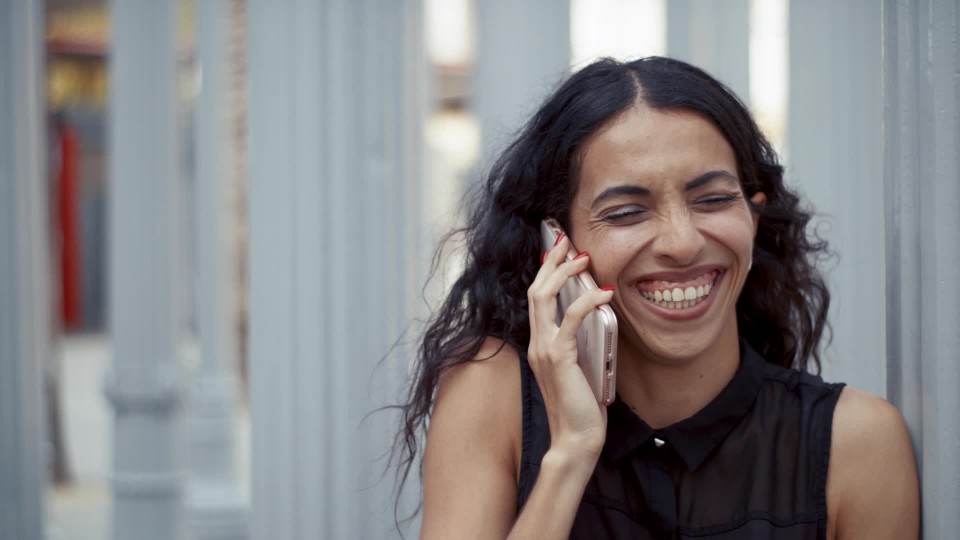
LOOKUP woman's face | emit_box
[569,104,765,365]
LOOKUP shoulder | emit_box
[435,337,523,401]
[421,338,524,538]
[432,338,524,451]
[829,387,916,477]
[826,387,920,539]
[430,337,523,464]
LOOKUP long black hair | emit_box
[393,56,830,517]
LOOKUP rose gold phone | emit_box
[540,218,618,406]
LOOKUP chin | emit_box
[614,305,737,367]
[637,332,719,365]
[611,270,744,366]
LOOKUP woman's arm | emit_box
[827,387,920,540]
[419,338,604,540]
[421,239,614,539]
[420,339,522,540]
[506,445,599,539]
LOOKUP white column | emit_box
[666,0,750,105]
[0,0,49,538]
[247,1,426,538]
[105,1,184,539]
[787,0,885,396]
[473,0,570,170]
[883,0,960,536]
[187,0,249,538]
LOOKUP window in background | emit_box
[570,0,786,155]
[423,0,478,302]
[571,0,666,68]
[426,0,474,67]
[749,0,788,155]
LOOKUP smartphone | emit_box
[540,218,618,406]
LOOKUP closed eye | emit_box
[601,205,649,223]
[694,193,739,208]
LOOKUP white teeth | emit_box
[671,288,684,302]
[640,275,720,310]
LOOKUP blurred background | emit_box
[2,0,957,539]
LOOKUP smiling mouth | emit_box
[636,270,721,310]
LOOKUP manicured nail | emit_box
[573,251,588,260]
[540,250,548,265]
[600,286,615,292]
[553,231,565,247]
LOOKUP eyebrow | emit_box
[685,170,739,190]
[590,170,739,210]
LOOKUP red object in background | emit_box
[57,122,82,329]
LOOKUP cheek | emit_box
[695,211,757,253]
[581,229,646,285]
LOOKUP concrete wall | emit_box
[247,1,427,537]
[0,0,49,538]
[882,0,960,535]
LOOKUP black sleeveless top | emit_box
[517,344,845,539]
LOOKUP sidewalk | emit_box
[47,333,112,540]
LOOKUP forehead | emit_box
[576,104,737,197]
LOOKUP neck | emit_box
[614,326,741,429]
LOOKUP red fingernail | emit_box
[553,231,565,247]
[573,251,588,260]
[540,250,548,265]
[600,286,615,292]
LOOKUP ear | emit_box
[749,192,767,235]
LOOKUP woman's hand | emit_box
[527,235,616,463]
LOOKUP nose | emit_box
[652,208,706,265]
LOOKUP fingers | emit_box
[527,237,590,337]
[538,254,590,302]
[528,237,615,377]
[524,235,611,456]
[530,235,577,290]
[556,287,615,343]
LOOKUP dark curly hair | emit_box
[392,56,830,521]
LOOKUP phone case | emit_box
[540,218,618,405]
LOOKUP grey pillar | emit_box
[187,0,249,538]
[473,0,570,171]
[667,0,750,105]
[0,0,49,538]
[883,0,960,536]
[787,0,885,396]
[105,1,184,538]
[247,1,426,538]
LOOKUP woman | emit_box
[397,57,918,539]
